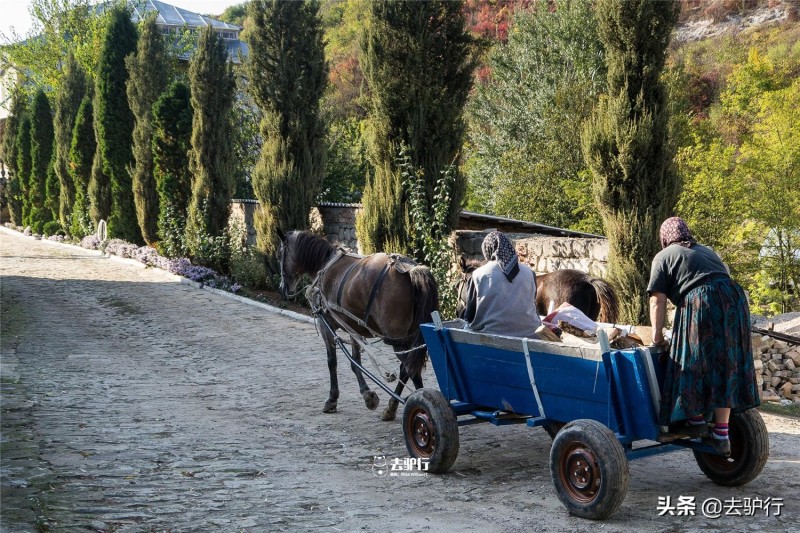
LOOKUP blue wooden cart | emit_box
[404,314,769,520]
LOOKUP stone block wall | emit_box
[310,204,361,252]
[229,200,361,251]
[453,230,609,276]
[229,199,258,246]
[230,202,607,275]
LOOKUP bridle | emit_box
[278,236,307,300]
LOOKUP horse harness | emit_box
[307,250,419,346]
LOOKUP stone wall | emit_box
[453,230,609,276]
[229,200,361,252]
[309,204,361,252]
[229,202,607,275]
[229,200,258,246]
[753,335,800,404]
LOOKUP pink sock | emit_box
[688,415,705,425]
[713,422,729,440]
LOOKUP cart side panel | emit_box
[422,325,621,430]
[421,325,458,400]
[421,325,541,414]
[532,353,618,432]
[603,349,663,441]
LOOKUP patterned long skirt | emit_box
[658,277,760,426]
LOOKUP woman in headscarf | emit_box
[648,217,760,456]
[463,231,542,337]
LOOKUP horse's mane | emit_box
[292,231,336,274]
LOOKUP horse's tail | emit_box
[589,277,619,323]
[405,265,439,379]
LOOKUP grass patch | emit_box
[758,401,800,418]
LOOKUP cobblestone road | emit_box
[1,230,798,532]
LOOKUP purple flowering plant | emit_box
[13,224,243,295]
[98,238,237,290]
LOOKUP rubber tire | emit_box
[549,419,630,520]
[402,389,459,473]
[693,409,769,486]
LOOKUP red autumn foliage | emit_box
[462,0,533,42]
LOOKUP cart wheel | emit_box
[693,409,769,486]
[543,421,565,441]
[402,389,459,473]
[549,419,629,520]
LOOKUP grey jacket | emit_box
[464,260,542,338]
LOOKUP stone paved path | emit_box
[1,230,798,532]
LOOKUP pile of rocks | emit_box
[753,335,800,404]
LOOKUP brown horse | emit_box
[277,230,438,421]
[455,256,619,323]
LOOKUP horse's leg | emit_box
[381,347,424,421]
[381,363,408,422]
[411,368,423,390]
[350,337,380,411]
[320,319,339,413]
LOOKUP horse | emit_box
[455,256,619,323]
[277,230,438,421]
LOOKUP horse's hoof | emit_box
[363,391,380,411]
[381,408,397,422]
[323,401,337,413]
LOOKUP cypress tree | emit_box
[69,92,96,237]
[15,116,32,227]
[245,0,328,255]
[581,0,680,324]
[186,26,236,266]
[88,141,111,228]
[53,52,86,235]
[126,14,170,245]
[29,89,55,234]
[45,150,60,228]
[152,81,193,257]
[95,5,139,243]
[356,0,475,256]
[2,89,26,226]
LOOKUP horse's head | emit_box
[277,228,297,300]
[454,255,485,318]
[277,229,336,300]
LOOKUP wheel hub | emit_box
[562,446,600,502]
[409,410,435,456]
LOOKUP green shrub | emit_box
[42,220,62,236]
[229,247,268,290]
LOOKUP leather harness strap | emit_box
[363,263,391,325]
[333,257,393,328]
[335,260,361,306]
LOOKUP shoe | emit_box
[702,436,731,457]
